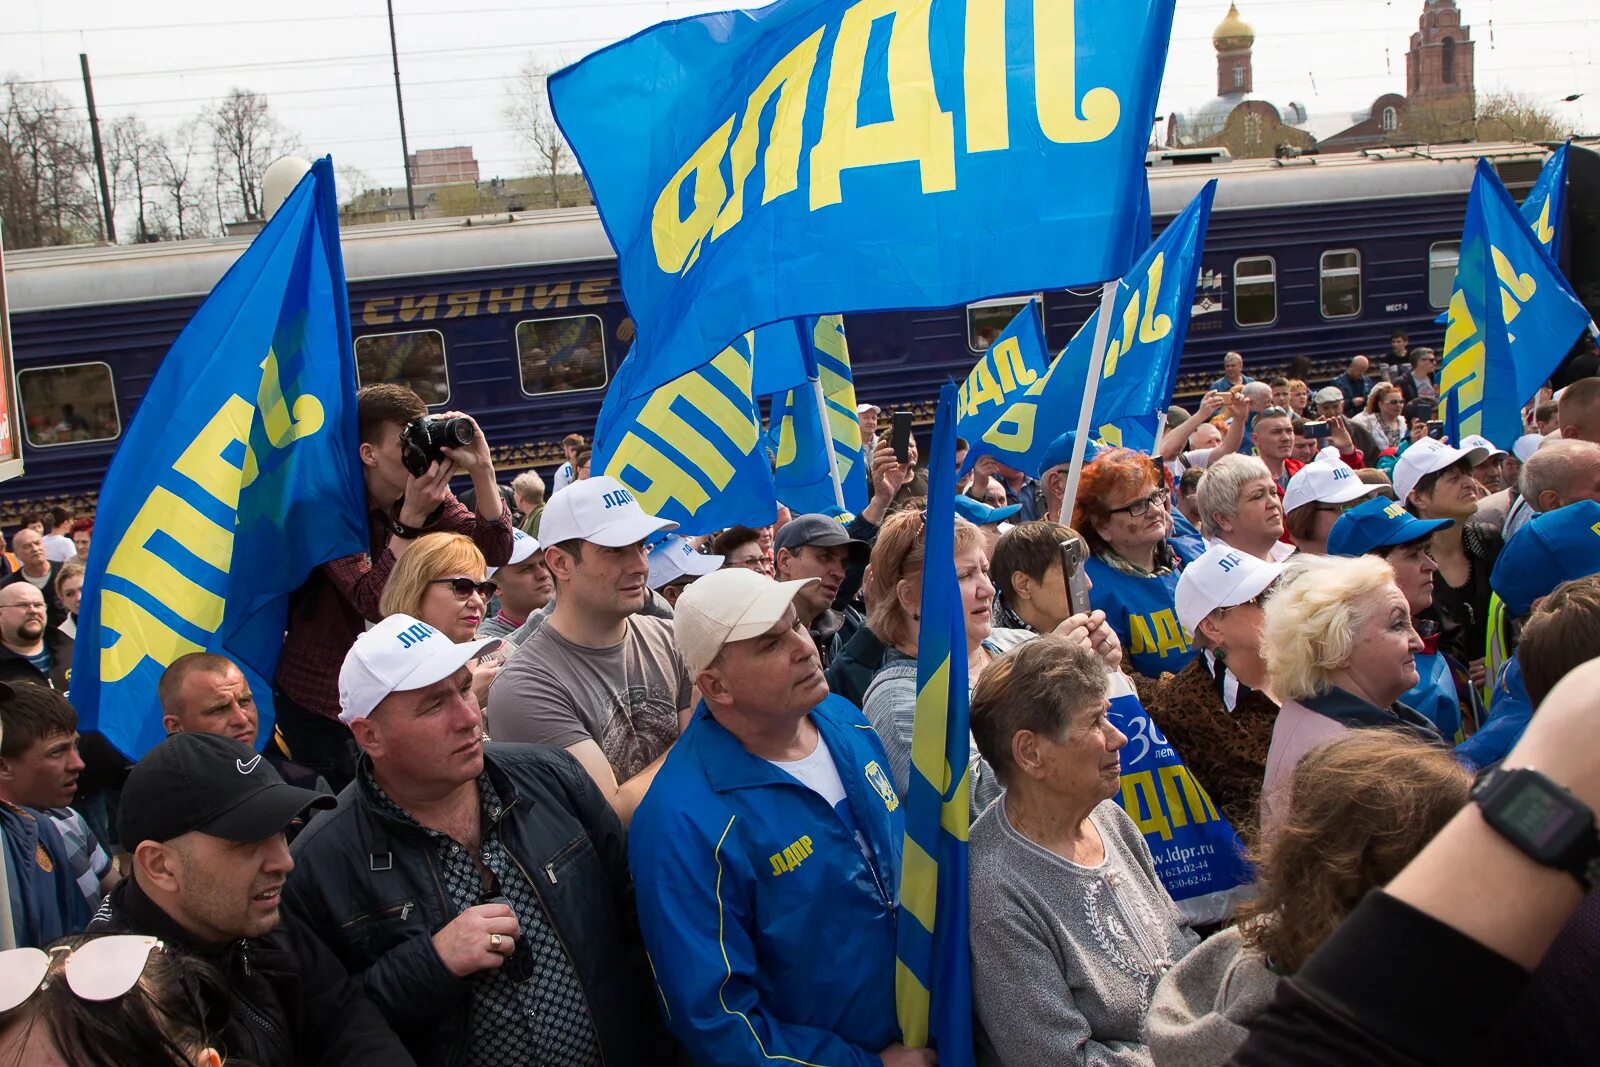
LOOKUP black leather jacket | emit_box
[89,875,413,1067]
[283,743,656,1066]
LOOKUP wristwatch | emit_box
[390,503,444,540]
[1471,766,1600,891]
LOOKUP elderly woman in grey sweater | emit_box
[968,635,1197,1067]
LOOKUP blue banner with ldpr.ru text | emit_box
[71,158,367,759]
[549,0,1177,404]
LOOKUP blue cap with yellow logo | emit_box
[1491,500,1600,617]
[1326,496,1454,558]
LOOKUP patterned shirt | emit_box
[363,766,600,1067]
[45,808,111,910]
[275,494,511,717]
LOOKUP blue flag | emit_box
[955,301,1050,473]
[771,315,869,515]
[549,0,1177,402]
[895,382,974,1064]
[1522,143,1568,256]
[71,158,367,758]
[963,181,1217,476]
[1105,672,1251,926]
[594,329,779,535]
[1440,159,1593,449]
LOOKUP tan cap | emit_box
[672,568,818,677]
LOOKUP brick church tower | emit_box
[1214,3,1254,97]
[1407,0,1475,124]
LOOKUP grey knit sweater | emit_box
[1146,924,1280,1067]
[969,797,1199,1067]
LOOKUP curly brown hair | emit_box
[1235,730,1469,973]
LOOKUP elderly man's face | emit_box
[703,606,827,720]
[1316,399,1343,421]
[11,529,46,570]
[1223,354,1243,379]
[1350,356,1369,378]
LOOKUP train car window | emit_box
[354,330,450,405]
[966,294,1042,353]
[1233,257,1277,327]
[1428,241,1460,309]
[516,315,609,395]
[1319,249,1362,319]
[17,363,121,448]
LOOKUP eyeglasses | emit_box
[1107,488,1169,518]
[428,578,495,600]
[0,602,46,612]
[0,936,165,1011]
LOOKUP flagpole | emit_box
[1061,280,1121,520]
[812,374,848,511]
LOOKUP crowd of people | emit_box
[3,332,1600,1066]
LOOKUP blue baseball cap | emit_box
[1326,497,1454,558]
[1037,432,1104,477]
[1491,500,1600,616]
[953,494,1022,526]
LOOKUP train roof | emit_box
[1,140,1566,314]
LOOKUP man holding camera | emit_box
[274,384,512,792]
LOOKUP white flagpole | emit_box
[1061,280,1121,522]
[813,374,848,512]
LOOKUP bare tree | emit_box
[109,114,163,242]
[1475,90,1573,143]
[0,77,101,248]
[504,58,576,209]
[206,88,299,222]
[154,118,209,239]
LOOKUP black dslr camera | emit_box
[399,415,475,477]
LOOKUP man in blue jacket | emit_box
[630,568,934,1067]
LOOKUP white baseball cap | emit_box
[648,535,723,590]
[1513,433,1545,463]
[1282,448,1374,514]
[536,475,676,548]
[1175,543,1285,634]
[487,528,539,578]
[1394,437,1491,503]
[672,568,818,677]
[856,402,880,415]
[338,614,500,724]
[1457,434,1507,460]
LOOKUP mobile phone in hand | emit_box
[1427,420,1445,440]
[1060,537,1091,617]
[890,411,913,464]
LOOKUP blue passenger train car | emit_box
[5,139,1596,523]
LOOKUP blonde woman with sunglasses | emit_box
[379,532,505,707]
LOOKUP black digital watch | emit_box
[1471,766,1600,891]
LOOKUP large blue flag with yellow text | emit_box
[549,0,1177,402]
[594,329,780,534]
[771,315,869,515]
[896,382,974,1064]
[962,181,1216,476]
[72,158,367,758]
[955,301,1050,468]
[1440,159,1592,449]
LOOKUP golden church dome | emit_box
[1213,3,1254,51]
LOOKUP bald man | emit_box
[0,583,72,691]
[0,528,66,630]
[1557,377,1600,444]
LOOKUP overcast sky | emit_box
[7,0,1596,195]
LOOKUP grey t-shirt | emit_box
[485,614,691,782]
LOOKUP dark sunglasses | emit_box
[1260,406,1293,420]
[429,577,495,600]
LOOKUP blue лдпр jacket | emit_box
[630,694,904,1067]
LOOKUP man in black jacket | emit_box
[93,731,413,1067]
[283,613,657,1066]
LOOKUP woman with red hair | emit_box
[1073,449,1197,679]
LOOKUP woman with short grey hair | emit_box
[1196,454,1288,562]
[968,635,1197,1067]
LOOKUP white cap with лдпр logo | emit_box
[1174,543,1285,634]
[338,614,501,724]
[536,475,677,548]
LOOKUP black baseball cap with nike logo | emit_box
[118,733,335,846]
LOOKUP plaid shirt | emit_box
[362,765,600,1067]
[274,493,512,718]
